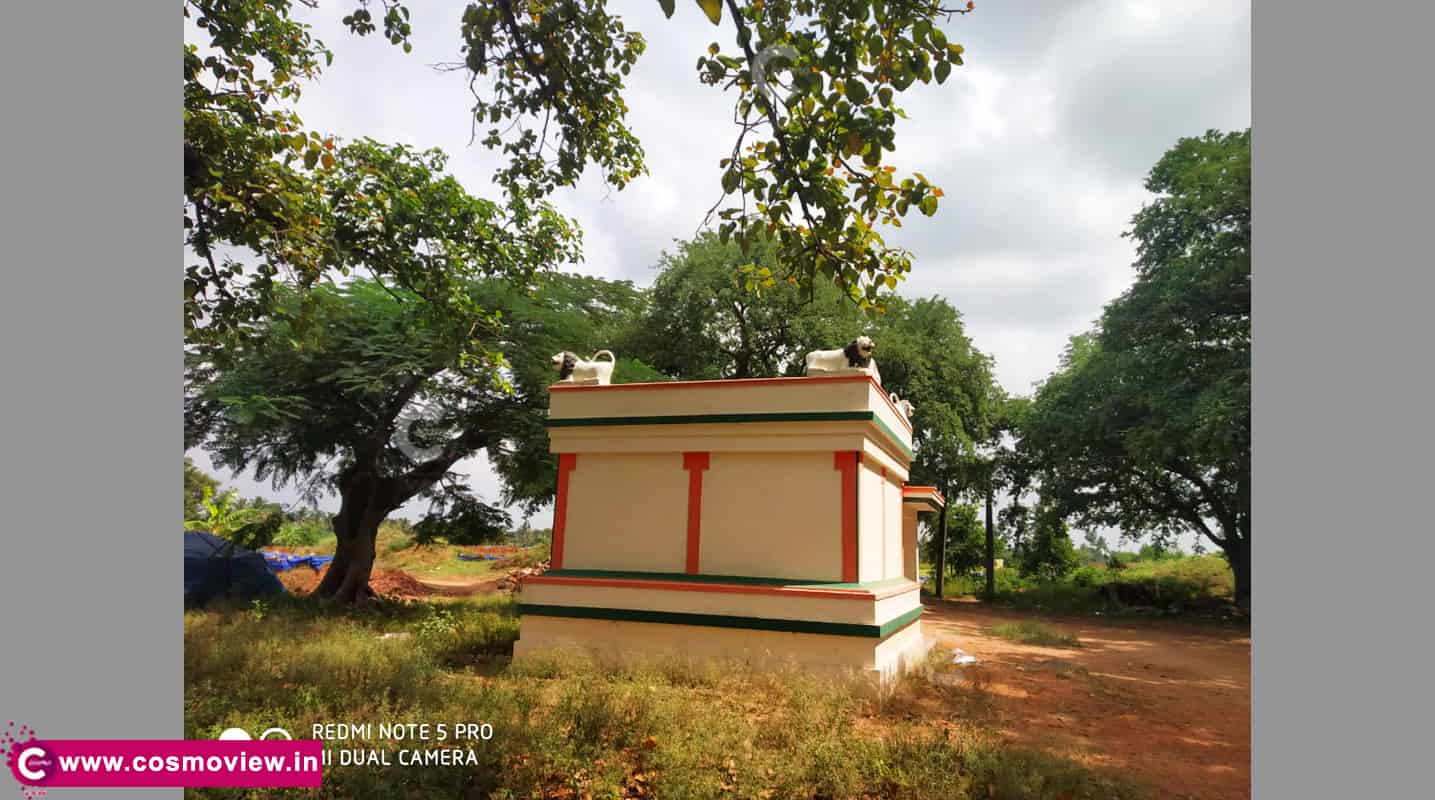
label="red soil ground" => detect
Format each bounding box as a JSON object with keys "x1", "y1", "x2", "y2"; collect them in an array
[
  {"x1": 922, "y1": 599, "x2": 1251, "y2": 800},
  {"x1": 275, "y1": 566, "x2": 439, "y2": 599}
]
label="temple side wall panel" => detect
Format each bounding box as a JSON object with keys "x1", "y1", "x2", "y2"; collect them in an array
[
  {"x1": 700, "y1": 452, "x2": 843, "y2": 581},
  {"x1": 562, "y1": 452, "x2": 688, "y2": 572},
  {"x1": 857, "y1": 461, "x2": 887, "y2": 583},
  {"x1": 883, "y1": 478, "x2": 904, "y2": 580}
]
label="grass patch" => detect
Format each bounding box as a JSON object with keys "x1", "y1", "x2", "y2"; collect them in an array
[
  {"x1": 268, "y1": 524, "x2": 547, "y2": 580},
  {"x1": 185, "y1": 597, "x2": 1147, "y2": 800},
  {"x1": 987, "y1": 621, "x2": 1081, "y2": 648},
  {"x1": 936, "y1": 555, "x2": 1242, "y2": 620}
]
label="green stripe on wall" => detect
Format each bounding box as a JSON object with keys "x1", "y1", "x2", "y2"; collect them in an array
[
  {"x1": 542, "y1": 569, "x2": 915, "y2": 592},
  {"x1": 868, "y1": 415, "x2": 914, "y2": 458},
  {"x1": 878, "y1": 606, "x2": 925, "y2": 638},
  {"x1": 545, "y1": 410, "x2": 915, "y2": 459},
  {"x1": 517, "y1": 603, "x2": 924, "y2": 640}
]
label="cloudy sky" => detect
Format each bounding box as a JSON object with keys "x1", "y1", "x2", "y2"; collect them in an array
[{"x1": 188, "y1": 0, "x2": 1250, "y2": 541}]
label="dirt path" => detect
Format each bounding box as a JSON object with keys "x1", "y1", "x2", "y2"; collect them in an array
[
  {"x1": 921, "y1": 599, "x2": 1250, "y2": 800},
  {"x1": 414, "y1": 575, "x2": 505, "y2": 597}
]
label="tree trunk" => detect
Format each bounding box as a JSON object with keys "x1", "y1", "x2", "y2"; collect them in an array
[
  {"x1": 314, "y1": 472, "x2": 390, "y2": 605},
  {"x1": 984, "y1": 485, "x2": 996, "y2": 601},
  {"x1": 731, "y1": 302, "x2": 753, "y2": 378},
  {"x1": 934, "y1": 496, "x2": 949, "y2": 600},
  {"x1": 1225, "y1": 533, "x2": 1251, "y2": 613}
]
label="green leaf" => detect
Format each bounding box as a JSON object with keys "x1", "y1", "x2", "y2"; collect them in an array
[
  {"x1": 659, "y1": 0, "x2": 676, "y2": 18},
  {"x1": 935, "y1": 60, "x2": 952, "y2": 84},
  {"x1": 696, "y1": 0, "x2": 722, "y2": 25},
  {"x1": 845, "y1": 79, "x2": 870, "y2": 105},
  {"x1": 920, "y1": 196, "x2": 939, "y2": 216},
  {"x1": 722, "y1": 169, "x2": 740, "y2": 194}
]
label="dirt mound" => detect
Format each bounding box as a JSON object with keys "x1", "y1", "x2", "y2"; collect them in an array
[
  {"x1": 368, "y1": 569, "x2": 433, "y2": 599},
  {"x1": 277, "y1": 565, "x2": 327, "y2": 595},
  {"x1": 277, "y1": 566, "x2": 435, "y2": 600}
]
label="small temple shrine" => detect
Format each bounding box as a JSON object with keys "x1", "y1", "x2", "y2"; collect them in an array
[{"x1": 514, "y1": 371, "x2": 944, "y2": 678}]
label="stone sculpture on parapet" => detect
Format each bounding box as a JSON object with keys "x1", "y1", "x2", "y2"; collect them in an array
[
  {"x1": 803, "y1": 336, "x2": 882, "y2": 386},
  {"x1": 550, "y1": 350, "x2": 617, "y2": 385}
]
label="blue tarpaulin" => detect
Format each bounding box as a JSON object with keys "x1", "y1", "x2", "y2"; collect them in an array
[
  {"x1": 260, "y1": 551, "x2": 335, "y2": 572},
  {"x1": 184, "y1": 530, "x2": 286, "y2": 606},
  {"x1": 456, "y1": 553, "x2": 505, "y2": 562}
]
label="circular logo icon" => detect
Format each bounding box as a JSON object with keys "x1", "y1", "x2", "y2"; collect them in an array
[
  {"x1": 259, "y1": 728, "x2": 293, "y2": 741},
  {"x1": 392, "y1": 397, "x2": 458, "y2": 463},
  {"x1": 217, "y1": 728, "x2": 252, "y2": 741},
  {"x1": 751, "y1": 43, "x2": 798, "y2": 103},
  {"x1": 13, "y1": 742, "x2": 57, "y2": 786}
]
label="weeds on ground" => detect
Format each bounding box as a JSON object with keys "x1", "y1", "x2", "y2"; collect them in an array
[
  {"x1": 987, "y1": 621, "x2": 1081, "y2": 648},
  {"x1": 268, "y1": 524, "x2": 540, "y2": 580},
  {"x1": 491, "y1": 541, "x2": 551, "y2": 570},
  {"x1": 184, "y1": 597, "x2": 1147, "y2": 800}
]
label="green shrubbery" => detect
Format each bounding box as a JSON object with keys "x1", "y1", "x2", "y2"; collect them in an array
[
  {"x1": 940, "y1": 554, "x2": 1239, "y2": 619},
  {"x1": 272, "y1": 521, "x2": 330, "y2": 548}
]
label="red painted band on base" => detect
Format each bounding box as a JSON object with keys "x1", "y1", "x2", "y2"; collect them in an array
[{"x1": 524, "y1": 574, "x2": 920, "y2": 601}]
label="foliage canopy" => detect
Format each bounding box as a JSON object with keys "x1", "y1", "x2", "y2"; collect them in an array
[{"x1": 1018, "y1": 129, "x2": 1251, "y2": 608}]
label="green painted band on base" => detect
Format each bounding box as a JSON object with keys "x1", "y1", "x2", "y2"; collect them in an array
[
  {"x1": 517, "y1": 603, "x2": 924, "y2": 640},
  {"x1": 541, "y1": 569, "x2": 914, "y2": 592},
  {"x1": 545, "y1": 410, "x2": 915, "y2": 459}
]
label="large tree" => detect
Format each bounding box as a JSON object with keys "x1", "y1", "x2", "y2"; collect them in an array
[
  {"x1": 186, "y1": 134, "x2": 582, "y2": 603},
  {"x1": 1018, "y1": 129, "x2": 1251, "y2": 609},
  {"x1": 188, "y1": 280, "x2": 506, "y2": 602},
  {"x1": 624, "y1": 232, "x2": 862, "y2": 379},
  {"x1": 186, "y1": 271, "x2": 646, "y2": 603},
  {"x1": 184, "y1": 0, "x2": 982, "y2": 340}
]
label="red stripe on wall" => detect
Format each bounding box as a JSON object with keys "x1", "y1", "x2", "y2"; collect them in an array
[
  {"x1": 682, "y1": 452, "x2": 711, "y2": 574},
  {"x1": 551, "y1": 453, "x2": 578, "y2": 570},
  {"x1": 834, "y1": 451, "x2": 860, "y2": 583}
]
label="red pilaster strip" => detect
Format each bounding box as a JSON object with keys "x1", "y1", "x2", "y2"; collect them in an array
[
  {"x1": 551, "y1": 453, "x2": 577, "y2": 570},
  {"x1": 682, "y1": 452, "x2": 711, "y2": 574},
  {"x1": 834, "y1": 451, "x2": 860, "y2": 583}
]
